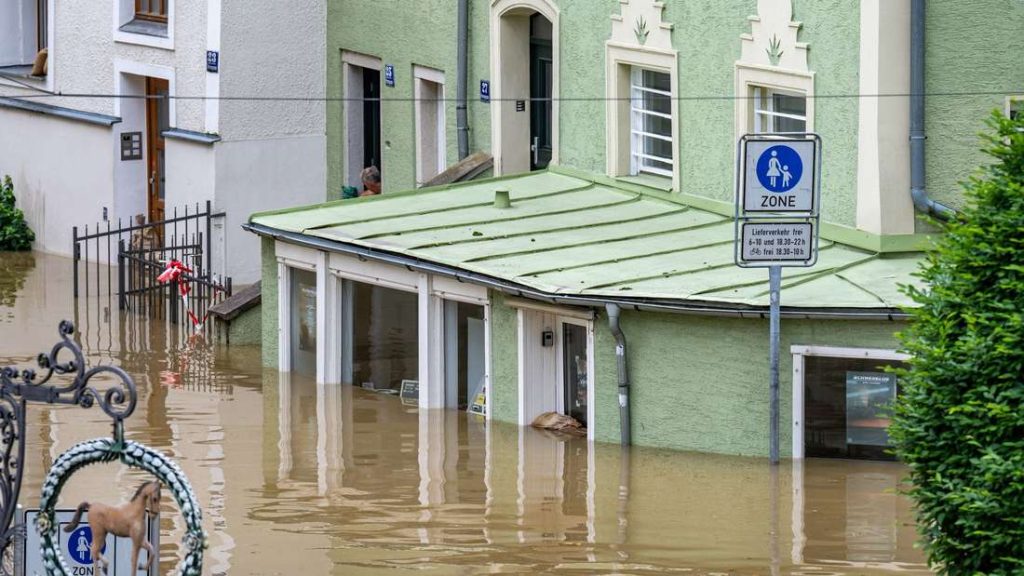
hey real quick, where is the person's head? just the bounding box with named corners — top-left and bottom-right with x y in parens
top-left (361, 166), bottom-right (382, 194)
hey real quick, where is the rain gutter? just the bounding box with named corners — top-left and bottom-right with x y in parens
top-left (456, 0), bottom-right (470, 160)
top-left (910, 0), bottom-right (955, 220)
top-left (243, 222), bottom-right (911, 321)
top-left (605, 304), bottom-right (631, 446)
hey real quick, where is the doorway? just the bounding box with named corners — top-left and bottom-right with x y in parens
top-left (561, 322), bottom-right (587, 426)
top-left (492, 1), bottom-right (559, 176)
top-left (344, 53), bottom-right (384, 189)
top-left (145, 77), bottom-right (168, 226)
top-left (518, 308), bottom-right (593, 433)
top-left (529, 14), bottom-right (552, 170)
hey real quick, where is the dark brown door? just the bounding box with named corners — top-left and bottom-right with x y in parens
top-left (146, 77), bottom-right (168, 227)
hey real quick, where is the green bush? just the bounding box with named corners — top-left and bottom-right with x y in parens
top-left (0, 175), bottom-right (35, 251)
top-left (891, 111), bottom-right (1024, 575)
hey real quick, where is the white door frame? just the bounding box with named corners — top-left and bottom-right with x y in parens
top-left (790, 345), bottom-right (909, 460)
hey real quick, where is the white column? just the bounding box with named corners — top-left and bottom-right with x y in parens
top-left (417, 274), bottom-right (444, 409)
top-left (277, 262), bottom-right (291, 373)
top-left (856, 0), bottom-right (915, 235)
top-left (316, 252), bottom-right (342, 385)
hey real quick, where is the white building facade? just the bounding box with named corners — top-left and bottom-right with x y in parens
top-left (0, 0), bottom-right (326, 282)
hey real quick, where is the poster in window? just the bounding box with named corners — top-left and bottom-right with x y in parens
top-left (846, 371), bottom-right (897, 447)
top-left (298, 283), bottom-right (317, 352)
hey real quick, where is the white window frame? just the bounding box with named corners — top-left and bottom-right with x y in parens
top-left (606, 42), bottom-right (679, 191)
top-left (790, 345), bottom-right (909, 460)
top-left (735, 63), bottom-right (814, 141)
top-left (113, 0), bottom-right (174, 50)
top-left (413, 65), bottom-right (447, 187)
top-left (629, 67), bottom-right (675, 178)
top-left (1007, 95), bottom-right (1024, 121)
top-left (752, 86), bottom-right (808, 134)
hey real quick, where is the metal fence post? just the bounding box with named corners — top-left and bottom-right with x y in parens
top-left (72, 226), bottom-right (79, 299)
top-left (118, 240), bottom-right (126, 311)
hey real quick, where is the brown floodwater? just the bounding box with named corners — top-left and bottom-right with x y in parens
top-left (0, 252), bottom-right (931, 575)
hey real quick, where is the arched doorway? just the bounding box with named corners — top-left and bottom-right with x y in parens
top-left (490, 0), bottom-right (559, 175)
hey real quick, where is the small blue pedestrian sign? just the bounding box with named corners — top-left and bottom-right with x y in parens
top-left (743, 138), bottom-right (816, 213)
top-left (480, 80), bottom-right (491, 103)
top-left (384, 64), bottom-right (395, 87)
top-left (67, 526), bottom-right (106, 564)
top-left (756, 145), bottom-right (803, 193)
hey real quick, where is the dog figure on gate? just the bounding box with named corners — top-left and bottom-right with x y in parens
top-left (63, 481), bottom-right (161, 574)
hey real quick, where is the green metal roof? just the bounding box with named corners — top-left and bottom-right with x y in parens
top-left (249, 170), bottom-right (925, 311)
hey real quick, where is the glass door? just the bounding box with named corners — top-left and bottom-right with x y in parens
top-left (561, 323), bottom-right (587, 426)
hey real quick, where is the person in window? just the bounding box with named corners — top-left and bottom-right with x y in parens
top-left (359, 166), bottom-right (382, 197)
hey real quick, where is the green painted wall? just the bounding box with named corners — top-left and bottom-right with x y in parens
top-left (924, 0), bottom-right (1024, 214)
top-left (326, 0), bottom-right (492, 198)
top-left (487, 297), bottom-right (903, 457)
top-left (227, 305), bottom-right (262, 347)
top-left (260, 236), bottom-right (278, 368)
top-left (488, 291), bottom-right (520, 424)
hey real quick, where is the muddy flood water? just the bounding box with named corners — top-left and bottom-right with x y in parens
top-left (0, 252), bottom-right (931, 575)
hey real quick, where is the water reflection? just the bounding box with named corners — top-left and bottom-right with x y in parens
top-left (0, 253), bottom-right (930, 574)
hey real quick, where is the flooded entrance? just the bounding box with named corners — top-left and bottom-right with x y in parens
top-left (0, 252), bottom-right (931, 574)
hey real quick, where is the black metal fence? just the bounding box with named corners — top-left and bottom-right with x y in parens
top-left (72, 201), bottom-right (232, 326)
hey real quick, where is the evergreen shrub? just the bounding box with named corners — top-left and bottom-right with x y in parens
top-left (0, 175), bottom-right (35, 251)
top-left (891, 111), bottom-right (1024, 575)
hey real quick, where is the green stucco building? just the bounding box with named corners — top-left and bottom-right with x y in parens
top-left (248, 0), bottom-right (1024, 458)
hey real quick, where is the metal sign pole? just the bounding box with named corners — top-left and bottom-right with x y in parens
top-left (768, 265), bottom-right (782, 465)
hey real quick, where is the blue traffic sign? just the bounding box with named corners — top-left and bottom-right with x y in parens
top-left (756, 145), bottom-right (803, 193)
top-left (67, 526), bottom-right (106, 565)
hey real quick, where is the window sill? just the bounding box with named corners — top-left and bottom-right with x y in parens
top-left (119, 18), bottom-right (169, 38)
top-left (0, 65), bottom-right (46, 81)
top-left (617, 173), bottom-right (674, 193)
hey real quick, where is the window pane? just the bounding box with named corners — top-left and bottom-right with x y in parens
top-left (630, 67), bottom-right (674, 176)
top-left (773, 93), bottom-right (806, 117)
top-left (289, 269), bottom-right (317, 377)
top-left (642, 114), bottom-right (672, 137)
top-left (642, 69), bottom-right (671, 92)
top-left (776, 115), bottom-right (806, 133)
top-left (349, 282), bottom-right (419, 391)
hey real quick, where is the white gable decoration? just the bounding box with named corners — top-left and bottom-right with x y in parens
top-left (740, 0), bottom-right (809, 71)
top-left (610, 0), bottom-right (674, 51)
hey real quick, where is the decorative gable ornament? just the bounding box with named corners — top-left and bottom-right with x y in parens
top-left (610, 0), bottom-right (674, 51)
top-left (740, 0), bottom-right (809, 71)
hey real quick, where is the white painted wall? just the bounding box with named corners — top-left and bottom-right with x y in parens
top-left (215, 135), bottom-right (326, 283)
top-left (0, 108), bottom-right (114, 255)
top-left (218, 0), bottom-right (326, 140)
top-left (0, 0), bottom-right (38, 67)
top-left (165, 139), bottom-right (216, 211)
top-left (112, 73), bottom-right (148, 225)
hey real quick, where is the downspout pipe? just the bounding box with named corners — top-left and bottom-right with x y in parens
top-left (605, 303), bottom-right (631, 446)
top-left (910, 0), bottom-right (955, 220)
top-left (456, 0), bottom-right (470, 160)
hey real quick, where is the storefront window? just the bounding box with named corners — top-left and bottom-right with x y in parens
top-left (444, 301), bottom-right (486, 411)
top-left (804, 356), bottom-right (906, 460)
top-left (347, 282), bottom-right (418, 392)
top-left (289, 268), bottom-right (318, 377)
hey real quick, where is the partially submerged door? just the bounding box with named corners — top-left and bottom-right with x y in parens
top-left (529, 14), bottom-right (552, 170)
top-left (145, 77), bottom-right (168, 226)
top-left (561, 323), bottom-right (588, 426)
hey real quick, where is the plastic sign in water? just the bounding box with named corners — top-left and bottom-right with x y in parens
top-left (743, 139), bottom-right (816, 213)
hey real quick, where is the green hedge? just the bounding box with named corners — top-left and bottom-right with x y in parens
top-left (0, 175), bottom-right (34, 251)
top-left (892, 112), bottom-right (1024, 575)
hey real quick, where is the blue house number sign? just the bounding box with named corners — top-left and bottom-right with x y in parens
top-left (480, 80), bottom-right (491, 103)
top-left (384, 65), bottom-right (395, 87)
top-left (206, 50), bottom-right (219, 73)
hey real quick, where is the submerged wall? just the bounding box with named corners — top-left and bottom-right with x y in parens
top-left (488, 294), bottom-right (903, 457)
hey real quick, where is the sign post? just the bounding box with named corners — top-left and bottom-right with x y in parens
top-left (735, 134), bottom-right (822, 465)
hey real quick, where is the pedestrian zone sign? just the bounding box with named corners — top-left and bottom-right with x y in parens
top-left (735, 134), bottom-right (822, 268)
top-left (743, 139), bottom-right (816, 213)
top-left (23, 509), bottom-right (159, 575)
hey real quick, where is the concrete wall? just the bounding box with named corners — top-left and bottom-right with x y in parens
top-left (326, 0), bottom-right (492, 197)
top-left (0, 109), bottom-right (113, 255)
top-left (214, 135), bottom-right (325, 283)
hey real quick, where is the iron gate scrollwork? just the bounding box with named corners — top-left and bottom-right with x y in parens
top-left (0, 321), bottom-right (137, 572)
